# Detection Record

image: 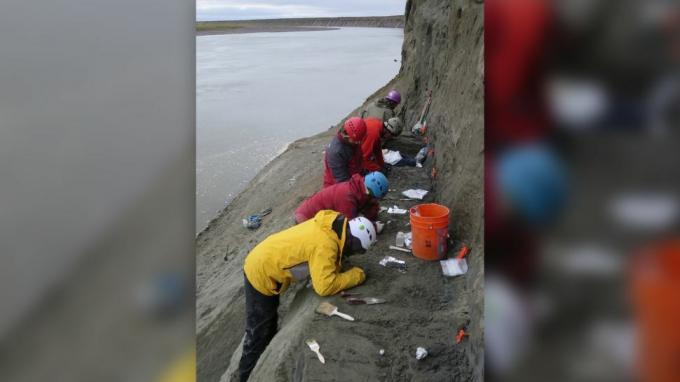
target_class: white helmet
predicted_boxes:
[348,217,377,251]
[385,117,403,136]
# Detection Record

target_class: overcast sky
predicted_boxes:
[196,0,407,21]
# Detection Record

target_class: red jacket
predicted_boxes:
[323,133,364,188]
[361,118,385,172]
[485,0,552,151]
[296,173,379,223]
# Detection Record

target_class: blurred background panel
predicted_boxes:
[485,0,680,381]
[0,0,195,380]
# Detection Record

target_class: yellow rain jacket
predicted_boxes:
[244,210,365,297]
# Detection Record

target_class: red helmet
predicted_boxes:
[343,117,367,142]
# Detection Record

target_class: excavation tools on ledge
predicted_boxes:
[412,90,432,136]
[339,291,386,305]
[316,302,354,321]
[345,297,386,305]
[305,339,325,364]
[389,245,411,253]
[242,207,272,229]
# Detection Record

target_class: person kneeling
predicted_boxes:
[294,171,388,233]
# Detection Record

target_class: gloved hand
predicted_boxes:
[375,221,385,234]
[352,267,366,284]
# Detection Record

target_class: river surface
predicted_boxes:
[196,27,403,232]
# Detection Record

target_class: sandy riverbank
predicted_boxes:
[196,26,338,36]
[196,15,404,35]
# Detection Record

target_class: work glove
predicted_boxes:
[351,267,366,284]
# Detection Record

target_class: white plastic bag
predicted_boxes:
[440,258,469,277]
[387,205,408,214]
[402,189,428,200]
[382,149,403,165]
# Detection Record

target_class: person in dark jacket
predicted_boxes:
[295,172,389,224]
[362,117,404,174]
[323,117,367,187]
[361,89,401,122]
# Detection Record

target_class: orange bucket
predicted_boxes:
[409,203,450,261]
[631,240,680,382]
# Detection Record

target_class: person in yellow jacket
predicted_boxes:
[238,210,376,382]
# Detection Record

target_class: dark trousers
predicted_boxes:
[238,274,279,382]
[394,155,417,167]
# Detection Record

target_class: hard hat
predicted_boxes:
[348,216,377,251]
[365,171,389,198]
[386,89,401,104]
[364,171,389,198]
[385,117,403,136]
[497,144,567,225]
[343,117,367,142]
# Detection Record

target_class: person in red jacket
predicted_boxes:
[323,117,367,188]
[295,172,389,225]
[361,117,404,174]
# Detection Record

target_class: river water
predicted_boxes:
[196,27,403,232]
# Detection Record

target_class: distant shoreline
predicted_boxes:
[196,15,404,35]
[196,26,338,36]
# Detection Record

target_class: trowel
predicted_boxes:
[344,297,386,305]
[339,291,360,298]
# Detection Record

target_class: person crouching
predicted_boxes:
[238,211,376,381]
[294,171,388,233]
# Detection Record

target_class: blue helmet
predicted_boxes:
[364,171,389,198]
[497,144,567,225]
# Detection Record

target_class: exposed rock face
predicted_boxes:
[398,0,483,248]
[197,1,484,381]
[392,0,485,374]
